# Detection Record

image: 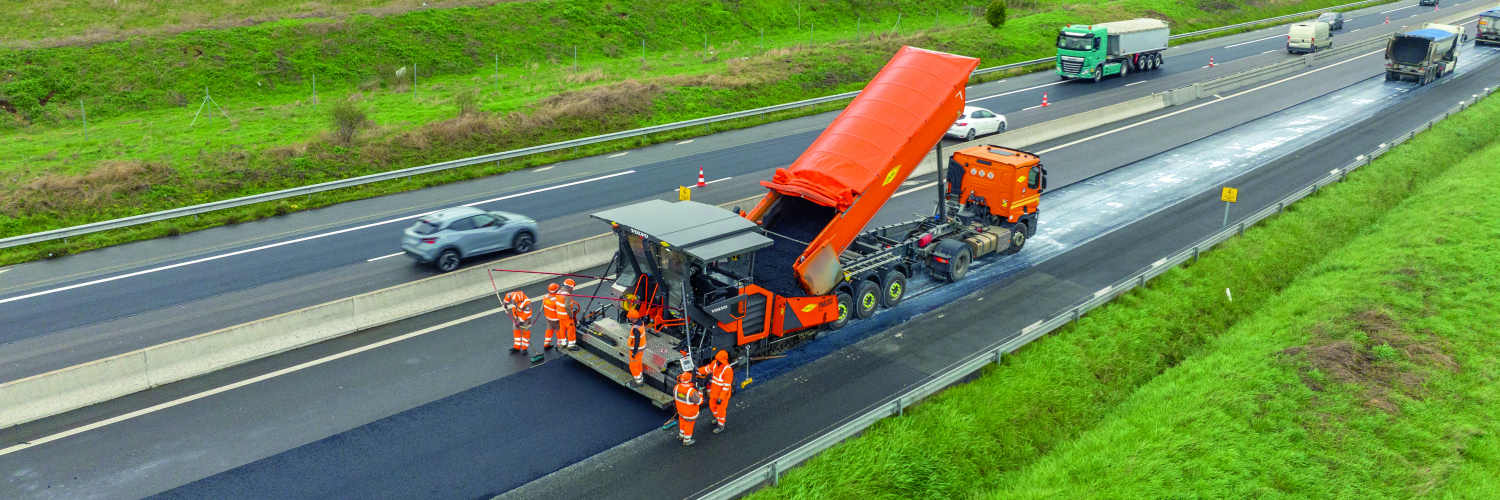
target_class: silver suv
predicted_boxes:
[401,206,539,272]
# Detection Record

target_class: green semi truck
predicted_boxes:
[1056,18,1170,82]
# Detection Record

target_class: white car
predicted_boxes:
[946,106,1007,141]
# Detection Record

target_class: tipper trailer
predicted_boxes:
[558,47,1047,406]
[1385,27,1459,85]
[1056,18,1170,82]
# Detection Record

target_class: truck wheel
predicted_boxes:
[1154,53,1163,69]
[880,271,907,308]
[1093,65,1104,83]
[854,281,879,319]
[828,292,853,330]
[1120,60,1129,78]
[1001,223,1028,255]
[948,246,972,281]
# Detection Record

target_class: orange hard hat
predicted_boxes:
[563,278,576,288]
[678,372,693,383]
[548,283,559,293]
[715,349,729,364]
[627,309,642,321]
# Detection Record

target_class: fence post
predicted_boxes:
[81,99,87,140]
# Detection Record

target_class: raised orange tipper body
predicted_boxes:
[560,47,1048,407]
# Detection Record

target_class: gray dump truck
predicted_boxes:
[1385,27,1458,85]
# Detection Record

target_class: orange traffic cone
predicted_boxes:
[1209,56,1216,68]
[1384,16,1389,24]
[697,167,706,188]
[1041,92,1049,107]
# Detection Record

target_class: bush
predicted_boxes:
[986,1,1007,28]
[330,100,367,144]
[454,88,480,117]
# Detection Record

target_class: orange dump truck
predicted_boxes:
[565,47,1047,406]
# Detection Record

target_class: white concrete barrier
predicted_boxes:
[0,234,616,428]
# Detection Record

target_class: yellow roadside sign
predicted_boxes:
[1221,187,1238,203]
[679,186,691,201]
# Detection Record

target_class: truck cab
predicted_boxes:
[1479,10,1500,46]
[1056,25,1110,80]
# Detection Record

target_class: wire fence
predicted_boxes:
[695,83,1496,499]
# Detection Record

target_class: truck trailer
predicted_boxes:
[1478,9,1500,47]
[559,47,1048,406]
[1385,28,1459,85]
[1056,18,1170,82]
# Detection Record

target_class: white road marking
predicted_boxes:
[1038,49,1381,155]
[0,171,635,306]
[1022,104,1044,111]
[893,181,938,198]
[0,279,600,457]
[1125,81,1147,87]
[1201,65,1211,69]
[1381,5,1413,14]
[676,139,695,145]
[534,166,554,172]
[687,177,733,189]
[1349,29,1360,33]
[0,268,9,275]
[366,252,404,262]
[608,152,629,158]
[1262,49,1278,54]
[1225,34,1286,48]
[967,81,1066,103]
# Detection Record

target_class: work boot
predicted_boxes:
[713,424,725,434]
[682,438,695,447]
[569,345,580,351]
[509,347,519,353]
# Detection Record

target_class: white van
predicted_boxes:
[1287,21,1332,54]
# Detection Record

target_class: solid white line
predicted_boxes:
[676,139,695,145]
[967,81,1066,103]
[1349,28,1360,33]
[894,181,939,197]
[366,252,404,262]
[533,166,554,172]
[0,268,9,275]
[1225,34,1286,48]
[608,152,629,158]
[688,177,733,189]
[1037,48,1381,155]
[1380,5,1413,14]
[1262,49,1278,54]
[1022,104,1044,111]
[0,279,599,457]
[0,171,636,306]
[1125,81,1147,87]
[1201,65,1211,69]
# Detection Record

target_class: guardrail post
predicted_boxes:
[1192,247,1200,263]
[770,462,779,486]
[994,349,1003,365]
[1237,222,1246,236]
[1136,275,1145,289]
[894,397,904,417]
[1070,307,1081,323]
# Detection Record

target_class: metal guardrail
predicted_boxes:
[0,0,1397,251]
[697,84,1495,500]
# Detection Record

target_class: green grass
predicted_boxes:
[748,91,1500,498]
[0,0,1371,264]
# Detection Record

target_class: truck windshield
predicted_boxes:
[1056,34,1096,51]
[1388,38,1431,64]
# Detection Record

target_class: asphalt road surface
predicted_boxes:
[5,7,1495,497]
[0,0,1474,384]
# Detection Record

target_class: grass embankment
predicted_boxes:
[749,93,1500,498]
[0,0,1364,264]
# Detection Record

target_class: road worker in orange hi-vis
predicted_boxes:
[542,283,562,350]
[503,290,533,353]
[559,280,580,350]
[626,310,648,386]
[673,371,704,446]
[697,349,734,434]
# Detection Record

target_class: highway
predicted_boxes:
[2,2,1496,498]
[0,0,1471,383]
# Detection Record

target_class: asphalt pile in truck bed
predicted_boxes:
[753,196,835,297]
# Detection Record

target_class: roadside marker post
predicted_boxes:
[1221,186,1238,227]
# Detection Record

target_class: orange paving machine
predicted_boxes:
[564,46,1047,406]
